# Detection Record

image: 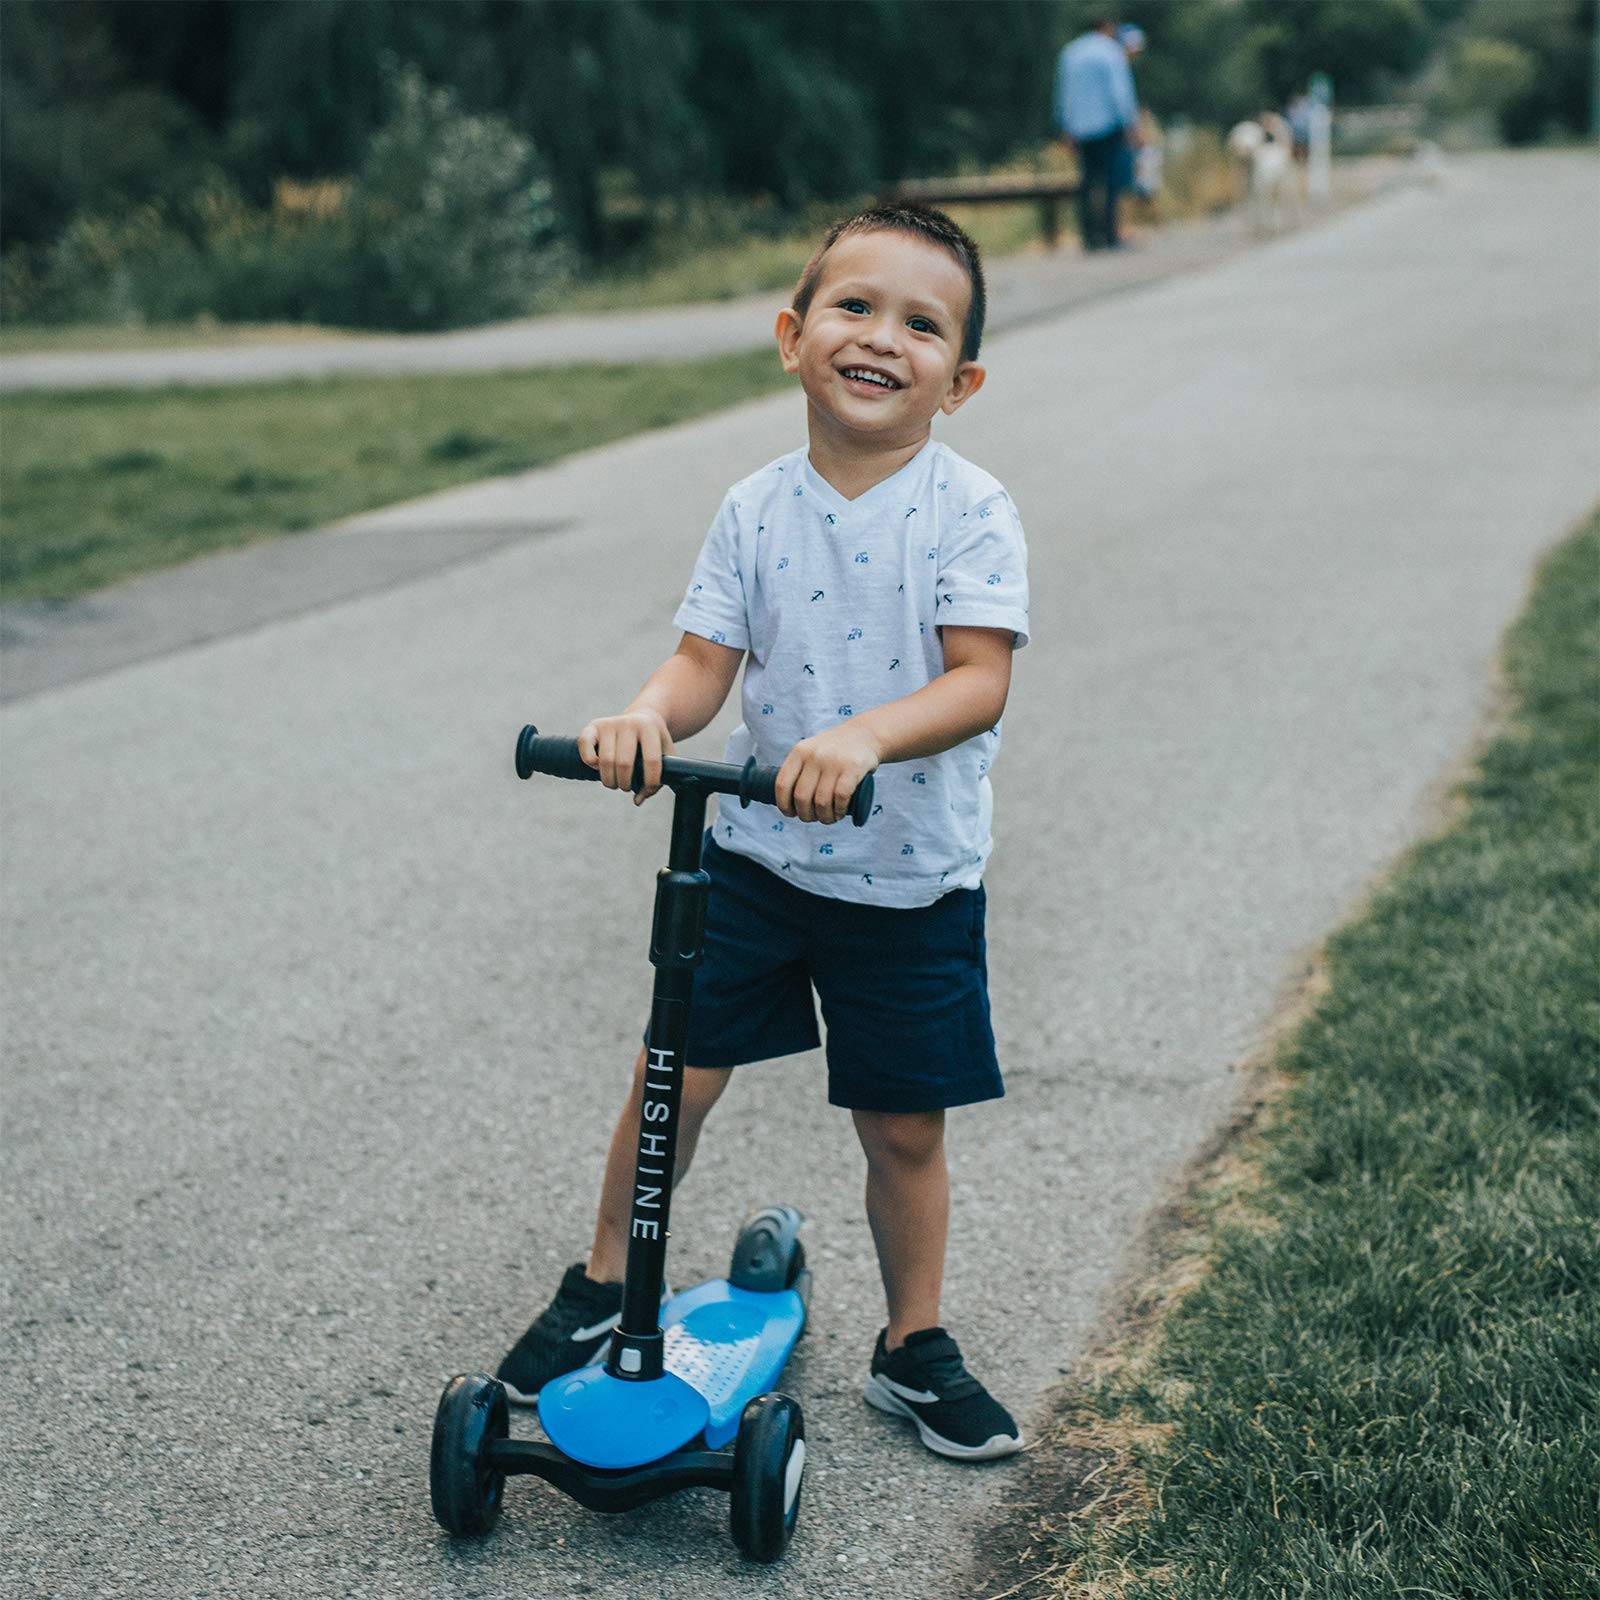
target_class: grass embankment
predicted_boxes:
[0,350,790,600]
[0,137,1236,357]
[1002,515,1599,1599]
[0,321,377,357]
[0,199,1047,356]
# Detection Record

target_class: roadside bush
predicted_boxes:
[2,208,170,326]
[1464,0,1597,145]
[0,62,569,332]
[0,182,357,328]
[349,61,570,329]
[1427,35,1539,141]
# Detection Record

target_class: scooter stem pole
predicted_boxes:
[606,780,710,1381]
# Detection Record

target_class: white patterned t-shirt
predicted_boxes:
[673,437,1030,908]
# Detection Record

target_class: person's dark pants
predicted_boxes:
[1075,129,1125,249]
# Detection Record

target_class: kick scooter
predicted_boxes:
[429,725,874,1563]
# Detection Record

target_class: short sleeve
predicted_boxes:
[672,495,751,650]
[935,490,1031,649]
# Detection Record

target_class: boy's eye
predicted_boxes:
[908,316,938,334]
[839,298,868,314]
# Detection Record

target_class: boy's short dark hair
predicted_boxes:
[791,202,987,363]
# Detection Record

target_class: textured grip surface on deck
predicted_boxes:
[659,1280,806,1450]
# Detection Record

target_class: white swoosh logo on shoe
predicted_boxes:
[879,1375,939,1404]
[570,1312,621,1343]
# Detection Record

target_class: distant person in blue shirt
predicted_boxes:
[1054,15,1139,250]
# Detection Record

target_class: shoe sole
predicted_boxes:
[862,1374,1024,1461]
[498,1377,542,1407]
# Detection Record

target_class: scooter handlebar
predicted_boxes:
[515,725,874,828]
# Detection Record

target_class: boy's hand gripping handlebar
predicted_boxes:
[515,724,875,828]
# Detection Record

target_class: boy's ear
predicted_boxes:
[940,361,987,416]
[775,308,803,373]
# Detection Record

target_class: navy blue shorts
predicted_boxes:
[673,836,1003,1113]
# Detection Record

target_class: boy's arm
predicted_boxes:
[580,632,744,804]
[775,626,1014,825]
[1110,49,1138,131]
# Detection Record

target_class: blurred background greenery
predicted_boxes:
[1,0,1594,334]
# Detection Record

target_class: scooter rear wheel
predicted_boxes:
[430,1373,509,1536]
[730,1392,805,1562]
[729,1205,806,1292]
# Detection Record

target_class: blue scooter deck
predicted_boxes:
[661,1279,805,1449]
[539,1279,805,1468]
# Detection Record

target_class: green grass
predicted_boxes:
[1037,513,1600,1599]
[0,350,791,599]
[0,321,378,357]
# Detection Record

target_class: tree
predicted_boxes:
[1240,0,1436,103]
[1462,0,1597,141]
[0,0,224,246]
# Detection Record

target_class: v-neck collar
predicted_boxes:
[801,437,937,518]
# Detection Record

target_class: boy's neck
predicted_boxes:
[805,418,932,503]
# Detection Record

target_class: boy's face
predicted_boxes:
[776,229,985,450]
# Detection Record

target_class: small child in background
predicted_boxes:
[1132,109,1165,204]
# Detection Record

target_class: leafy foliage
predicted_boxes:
[1459,0,1598,142]
[2,60,566,331]
[1,0,1592,326]
[349,61,569,329]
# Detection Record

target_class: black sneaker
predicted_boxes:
[863,1326,1023,1460]
[496,1264,643,1405]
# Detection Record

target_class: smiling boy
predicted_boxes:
[499,204,1030,1460]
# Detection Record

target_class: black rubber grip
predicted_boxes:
[732,757,873,827]
[515,727,598,783]
[845,769,875,828]
[515,725,875,828]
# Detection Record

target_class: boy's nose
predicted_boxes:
[858,318,902,355]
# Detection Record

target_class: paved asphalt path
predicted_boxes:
[0,164,1411,707]
[3,151,1596,1599]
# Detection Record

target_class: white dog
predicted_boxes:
[1227,112,1301,234]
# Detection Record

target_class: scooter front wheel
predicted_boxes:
[430,1373,509,1536]
[729,1391,805,1562]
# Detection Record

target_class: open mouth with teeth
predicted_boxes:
[839,366,903,392]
